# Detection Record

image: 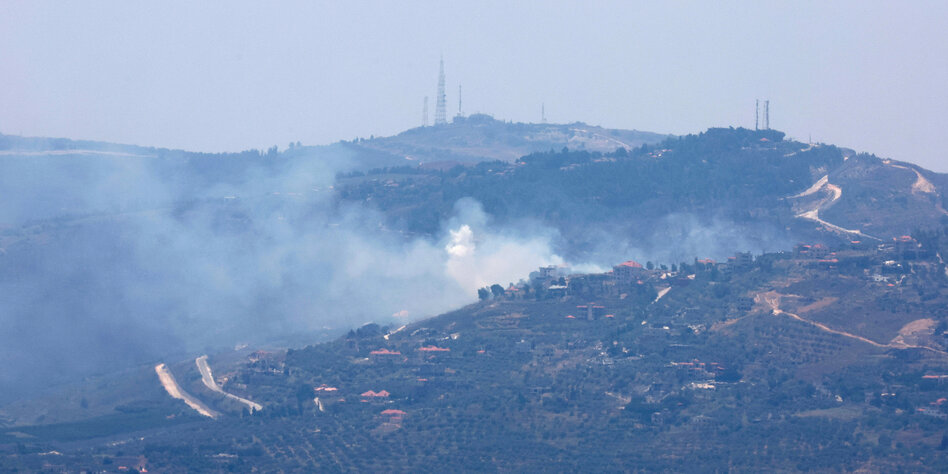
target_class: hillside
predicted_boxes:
[0,121,670,404]
[4,125,948,470]
[338,128,948,263]
[4,234,948,471]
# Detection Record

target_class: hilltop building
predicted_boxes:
[613,260,647,285]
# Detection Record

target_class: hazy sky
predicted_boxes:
[2,1,947,170]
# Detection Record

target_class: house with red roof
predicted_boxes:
[576,302,606,320]
[370,348,401,356]
[417,345,450,352]
[360,390,391,403]
[369,348,403,364]
[313,384,339,393]
[379,409,408,426]
[794,243,830,259]
[613,260,647,285]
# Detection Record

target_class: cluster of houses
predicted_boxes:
[311,383,409,424]
[512,251,759,301]
[505,233,932,302]
[246,350,286,374]
[790,235,934,286]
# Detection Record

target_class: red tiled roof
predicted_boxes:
[417,345,450,352]
[381,409,407,416]
[618,260,643,268]
[370,348,402,356]
[565,315,576,319]
[360,390,390,397]
[314,385,339,392]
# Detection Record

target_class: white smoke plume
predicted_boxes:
[0,147,569,400]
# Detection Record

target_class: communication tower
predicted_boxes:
[764,100,770,130]
[755,100,759,131]
[435,57,447,125]
[542,103,547,123]
[755,99,771,130]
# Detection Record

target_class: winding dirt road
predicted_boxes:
[758,292,948,357]
[196,355,263,412]
[789,175,881,241]
[883,160,948,216]
[154,363,219,418]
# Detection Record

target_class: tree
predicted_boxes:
[490,284,505,298]
[646,261,655,270]
[295,384,313,413]
[477,288,490,300]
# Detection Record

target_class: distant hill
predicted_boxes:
[338,127,948,262]
[353,113,671,167]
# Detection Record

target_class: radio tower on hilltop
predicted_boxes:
[434,57,447,125]
[764,100,770,130]
[755,99,771,130]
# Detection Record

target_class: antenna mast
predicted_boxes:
[755,100,759,131]
[542,103,547,123]
[764,100,770,130]
[435,57,447,125]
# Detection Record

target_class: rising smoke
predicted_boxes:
[0,146,567,400]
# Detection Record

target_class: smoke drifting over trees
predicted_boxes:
[0,145,566,400]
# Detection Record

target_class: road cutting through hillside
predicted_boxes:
[154,363,219,418]
[653,287,671,303]
[883,160,948,216]
[759,292,948,357]
[789,175,881,241]
[196,355,263,412]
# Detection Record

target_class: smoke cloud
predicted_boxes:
[0,147,567,401]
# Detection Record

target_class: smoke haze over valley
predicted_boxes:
[0,138,583,400]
